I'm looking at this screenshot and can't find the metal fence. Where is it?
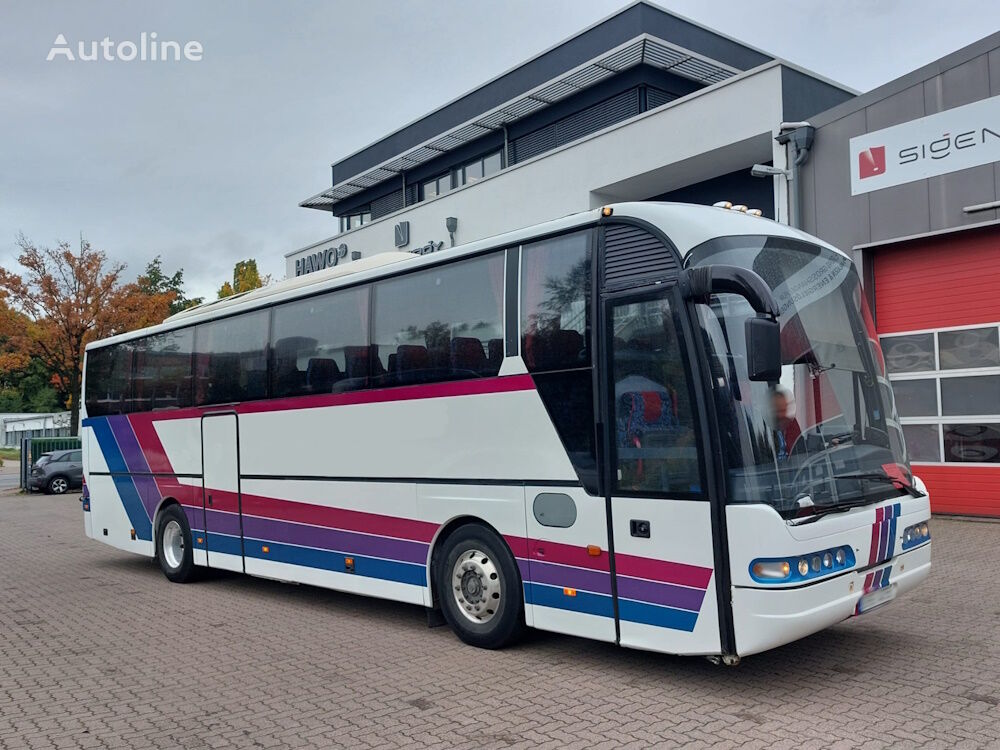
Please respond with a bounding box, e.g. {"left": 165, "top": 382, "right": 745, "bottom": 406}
{"left": 20, "top": 437, "right": 82, "bottom": 490}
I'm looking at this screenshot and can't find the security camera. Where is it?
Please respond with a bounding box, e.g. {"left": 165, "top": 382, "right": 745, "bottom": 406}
{"left": 751, "top": 164, "right": 789, "bottom": 178}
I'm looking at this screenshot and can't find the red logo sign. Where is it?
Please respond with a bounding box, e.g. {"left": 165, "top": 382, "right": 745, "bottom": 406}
{"left": 858, "top": 146, "right": 886, "bottom": 179}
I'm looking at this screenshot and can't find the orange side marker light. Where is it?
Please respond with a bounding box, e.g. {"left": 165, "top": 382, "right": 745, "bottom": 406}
{"left": 262, "top": 545, "right": 270, "bottom": 554}
{"left": 563, "top": 587, "right": 577, "bottom": 597}
{"left": 587, "top": 545, "right": 602, "bottom": 557}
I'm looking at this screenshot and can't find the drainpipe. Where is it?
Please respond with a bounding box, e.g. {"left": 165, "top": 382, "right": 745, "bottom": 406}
{"left": 774, "top": 122, "right": 815, "bottom": 229}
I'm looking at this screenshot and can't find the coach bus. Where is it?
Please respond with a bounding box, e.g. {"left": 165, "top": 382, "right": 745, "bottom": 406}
{"left": 80, "top": 202, "right": 931, "bottom": 661}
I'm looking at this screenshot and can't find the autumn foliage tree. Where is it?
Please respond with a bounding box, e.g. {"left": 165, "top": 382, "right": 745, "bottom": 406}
{"left": 218, "top": 258, "right": 269, "bottom": 299}
{"left": 0, "top": 235, "right": 174, "bottom": 434}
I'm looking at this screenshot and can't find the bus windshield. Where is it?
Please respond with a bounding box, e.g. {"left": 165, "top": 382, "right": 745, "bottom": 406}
{"left": 689, "top": 235, "right": 912, "bottom": 518}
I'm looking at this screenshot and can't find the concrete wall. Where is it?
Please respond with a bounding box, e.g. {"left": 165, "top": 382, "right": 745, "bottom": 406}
{"left": 287, "top": 64, "right": 788, "bottom": 278}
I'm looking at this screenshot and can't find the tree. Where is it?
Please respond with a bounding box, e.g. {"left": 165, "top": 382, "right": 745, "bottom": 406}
{"left": 218, "top": 258, "right": 270, "bottom": 299}
{"left": 137, "top": 256, "right": 203, "bottom": 315}
{"left": 0, "top": 235, "right": 174, "bottom": 434}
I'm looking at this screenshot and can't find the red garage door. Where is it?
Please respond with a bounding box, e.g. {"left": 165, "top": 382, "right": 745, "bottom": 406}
{"left": 873, "top": 228, "right": 1000, "bottom": 517}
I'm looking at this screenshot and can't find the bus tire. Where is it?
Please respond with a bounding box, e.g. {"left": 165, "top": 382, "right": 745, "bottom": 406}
{"left": 436, "top": 524, "right": 525, "bottom": 649}
{"left": 155, "top": 504, "right": 197, "bottom": 583}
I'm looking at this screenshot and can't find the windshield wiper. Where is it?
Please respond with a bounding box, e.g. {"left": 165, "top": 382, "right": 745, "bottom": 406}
{"left": 832, "top": 471, "right": 924, "bottom": 498}
{"left": 787, "top": 496, "right": 875, "bottom": 525}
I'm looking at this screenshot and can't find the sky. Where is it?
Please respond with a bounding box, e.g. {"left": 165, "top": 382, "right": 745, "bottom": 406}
{"left": 2, "top": 0, "right": 999, "bottom": 302}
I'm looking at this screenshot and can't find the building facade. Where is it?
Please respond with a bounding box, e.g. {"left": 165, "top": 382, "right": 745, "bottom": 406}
{"left": 798, "top": 32, "right": 1000, "bottom": 517}
{"left": 289, "top": 2, "right": 853, "bottom": 278}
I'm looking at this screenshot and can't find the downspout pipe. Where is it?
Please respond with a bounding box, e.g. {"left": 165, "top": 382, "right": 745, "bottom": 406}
{"left": 775, "top": 122, "right": 815, "bottom": 229}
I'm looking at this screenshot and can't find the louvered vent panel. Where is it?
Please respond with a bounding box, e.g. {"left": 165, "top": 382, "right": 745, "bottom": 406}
{"left": 603, "top": 224, "right": 679, "bottom": 290}
{"left": 371, "top": 189, "right": 404, "bottom": 219}
{"left": 510, "top": 88, "right": 641, "bottom": 164}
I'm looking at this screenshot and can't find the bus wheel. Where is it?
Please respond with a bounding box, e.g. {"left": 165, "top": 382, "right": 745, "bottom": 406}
{"left": 436, "top": 524, "right": 525, "bottom": 649}
{"left": 156, "top": 505, "right": 197, "bottom": 583}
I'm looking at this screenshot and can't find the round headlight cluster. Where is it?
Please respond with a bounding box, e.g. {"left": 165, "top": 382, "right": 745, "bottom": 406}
{"left": 903, "top": 521, "right": 931, "bottom": 546}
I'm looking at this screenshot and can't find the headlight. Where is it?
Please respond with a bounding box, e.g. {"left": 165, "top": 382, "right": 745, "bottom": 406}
{"left": 751, "top": 547, "right": 855, "bottom": 584}
{"left": 902, "top": 520, "right": 931, "bottom": 550}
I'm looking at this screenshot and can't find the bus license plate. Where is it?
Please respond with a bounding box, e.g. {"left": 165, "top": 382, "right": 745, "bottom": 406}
{"left": 857, "top": 583, "right": 896, "bottom": 614}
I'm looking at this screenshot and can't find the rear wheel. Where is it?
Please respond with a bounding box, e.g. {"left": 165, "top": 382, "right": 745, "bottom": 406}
{"left": 436, "top": 524, "right": 525, "bottom": 649}
{"left": 156, "top": 505, "right": 197, "bottom": 583}
{"left": 47, "top": 476, "right": 69, "bottom": 495}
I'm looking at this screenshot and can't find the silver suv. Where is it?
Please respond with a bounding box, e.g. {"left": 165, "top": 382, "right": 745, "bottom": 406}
{"left": 28, "top": 450, "right": 83, "bottom": 494}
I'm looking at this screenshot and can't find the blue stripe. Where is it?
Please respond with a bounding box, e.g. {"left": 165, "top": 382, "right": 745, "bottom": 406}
{"left": 91, "top": 418, "right": 152, "bottom": 540}
{"left": 243, "top": 537, "right": 427, "bottom": 587}
{"left": 618, "top": 598, "right": 699, "bottom": 632}
{"left": 205, "top": 532, "right": 243, "bottom": 557}
{"left": 523, "top": 582, "right": 614, "bottom": 618}
{"left": 887, "top": 506, "right": 898, "bottom": 559}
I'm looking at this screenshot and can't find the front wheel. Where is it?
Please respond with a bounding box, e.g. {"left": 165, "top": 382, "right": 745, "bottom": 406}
{"left": 436, "top": 524, "right": 525, "bottom": 649}
{"left": 156, "top": 505, "right": 197, "bottom": 583}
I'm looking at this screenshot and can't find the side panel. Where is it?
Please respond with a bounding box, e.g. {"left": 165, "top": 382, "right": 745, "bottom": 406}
{"left": 241, "top": 478, "right": 427, "bottom": 605}
{"left": 202, "top": 414, "right": 243, "bottom": 572}
{"left": 520, "top": 486, "right": 615, "bottom": 642}
{"left": 612, "top": 498, "right": 720, "bottom": 654}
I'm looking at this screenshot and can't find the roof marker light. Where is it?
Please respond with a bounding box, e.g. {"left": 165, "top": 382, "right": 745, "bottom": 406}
{"left": 601, "top": 206, "right": 614, "bottom": 217}
{"left": 712, "top": 201, "right": 733, "bottom": 209}
{"left": 747, "top": 208, "right": 763, "bottom": 217}
{"left": 732, "top": 204, "right": 748, "bottom": 213}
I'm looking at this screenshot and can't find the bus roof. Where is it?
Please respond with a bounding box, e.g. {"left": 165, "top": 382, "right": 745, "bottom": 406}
{"left": 86, "top": 202, "right": 842, "bottom": 351}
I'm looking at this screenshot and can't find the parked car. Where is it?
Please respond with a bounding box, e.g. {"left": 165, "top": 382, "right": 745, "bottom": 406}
{"left": 28, "top": 449, "right": 83, "bottom": 494}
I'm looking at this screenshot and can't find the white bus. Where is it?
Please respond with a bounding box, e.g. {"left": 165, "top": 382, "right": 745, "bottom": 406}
{"left": 80, "top": 202, "right": 931, "bottom": 660}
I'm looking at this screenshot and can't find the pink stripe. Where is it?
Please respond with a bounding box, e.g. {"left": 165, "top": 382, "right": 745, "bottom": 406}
{"left": 240, "top": 492, "right": 438, "bottom": 543}
{"left": 615, "top": 552, "right": 712, "bottom": 590}
{"left": 523, "top": 538, "right": 610, "bottom": 572}
{"left": 143, "top": 374, "right": 536, "bottom": 423}
{"left": 864, "top": 572, "right": 874, "bottom": 592}
{"left": 868, "top": 506, "right": 884, "bottom": 566}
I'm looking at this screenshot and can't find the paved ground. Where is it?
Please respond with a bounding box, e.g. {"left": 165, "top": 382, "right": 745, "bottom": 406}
{"left": 1, "top": 494, "right": 998, "bottom": 750}
{"left": 0, "top": 462, "right": 22, "bottom": 492}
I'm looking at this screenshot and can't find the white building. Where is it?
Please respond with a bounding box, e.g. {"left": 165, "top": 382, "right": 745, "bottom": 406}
{"left": 288, "top": 1, "right": 854, "bottom": 278}
{"left": 2, "top": 412, "right": 72, "bottom": 447}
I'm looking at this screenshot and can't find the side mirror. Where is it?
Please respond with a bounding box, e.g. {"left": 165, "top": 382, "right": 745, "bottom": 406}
{"left": 679, "top": 264, "right": 783, "bottom": 382}
{"left": 745, "top": 316, "right": 781, "bottom": 381}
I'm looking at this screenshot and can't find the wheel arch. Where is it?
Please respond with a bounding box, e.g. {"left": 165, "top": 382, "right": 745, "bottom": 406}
{"left": 426, "top": 515, "right": 524, "bottom": 610}
{"left": 151, "top": 496, "right": 182, "bottom": 547}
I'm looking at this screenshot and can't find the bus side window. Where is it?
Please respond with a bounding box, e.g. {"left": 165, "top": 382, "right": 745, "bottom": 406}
{"left": 371, "top": 252, "right": 503, "bottom": 387}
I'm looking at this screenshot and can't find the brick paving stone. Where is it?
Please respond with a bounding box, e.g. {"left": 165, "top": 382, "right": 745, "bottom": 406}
{"left": 1, "top": 494, "right": 999, "bottom": 749}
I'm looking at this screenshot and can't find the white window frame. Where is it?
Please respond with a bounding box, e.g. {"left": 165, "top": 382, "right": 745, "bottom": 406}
{"left": 881, "top": 321, "right": 1000, "bottom": 466}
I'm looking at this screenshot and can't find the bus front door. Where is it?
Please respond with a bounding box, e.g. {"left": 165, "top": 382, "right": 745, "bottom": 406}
{"left": 603, "top": 289, "right": 722, "bottom": 656}
{"left": 201, "top": 412, "right": 244, "bottom": 573}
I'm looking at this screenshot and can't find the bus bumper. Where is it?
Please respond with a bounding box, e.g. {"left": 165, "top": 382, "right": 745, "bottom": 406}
{"left": 732, "top": 542, "right": 931, "bottom": 657}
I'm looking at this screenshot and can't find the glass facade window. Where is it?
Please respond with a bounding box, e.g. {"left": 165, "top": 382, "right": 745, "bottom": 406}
{"left": 943, "top": 423, "right": 1000, "bottom": 463}
{"left": 882, "top": 323, "right": 1000, "bottom": 463}
{"left": 339, "top": 211, "right": 371, "bottom": 233}
{"left": 420, "top": 150, "right": 503, "bottom": 203}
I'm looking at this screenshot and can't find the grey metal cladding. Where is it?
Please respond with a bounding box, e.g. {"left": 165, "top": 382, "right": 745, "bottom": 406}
{"left": 602, "top": 223, "right": 679, "bottom": 290}
{"left": 646, "top": 86, "right": 676, "bottom": 110}
{"left": 510, "top": 88, "right": 641, "bottom": 164}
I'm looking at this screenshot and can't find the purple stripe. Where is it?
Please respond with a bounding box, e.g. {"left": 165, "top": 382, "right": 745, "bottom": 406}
{"left": 525, "top": 559, "right": 612, "bottom": 595}
{"left": 617, "top": 575, "right": 706, "bottom": 612}
{"left": 877, "top": 512, "right": 890, "bottom": 563}
{"left": 872, "top": 568, "right": 884, "bottom": 589}
{"left": 204, "top": 508, "right": 243, "bottom": 537}
{"left": 107, "top": 415, "right": 152, "bottom": 474}
{"left": 241, "top": 515, "right": 428, "bottom": 564}
{"left": 184, "top": 505, "right": 204, "bottom": 532}
{"left": 131, "top": 474, "right": 161, "bottom": 519}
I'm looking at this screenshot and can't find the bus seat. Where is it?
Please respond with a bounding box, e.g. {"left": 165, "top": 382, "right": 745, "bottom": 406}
{"left": 487, "top": 338, "right": 503, "bottom": 372}
{"left": 451, "top": 337, "right": 487, "bottom": 375}
{"left": 616, "top": 389, "right": 679, "bottom": 447}
{"left": 344, "top": 346, "right": 369, "bottom": 379}
{"left": 396, "top": 345, "right": 429, "bottom": 382}
{"left": 306, "top": 358, "right": 340, "bottom": 393}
